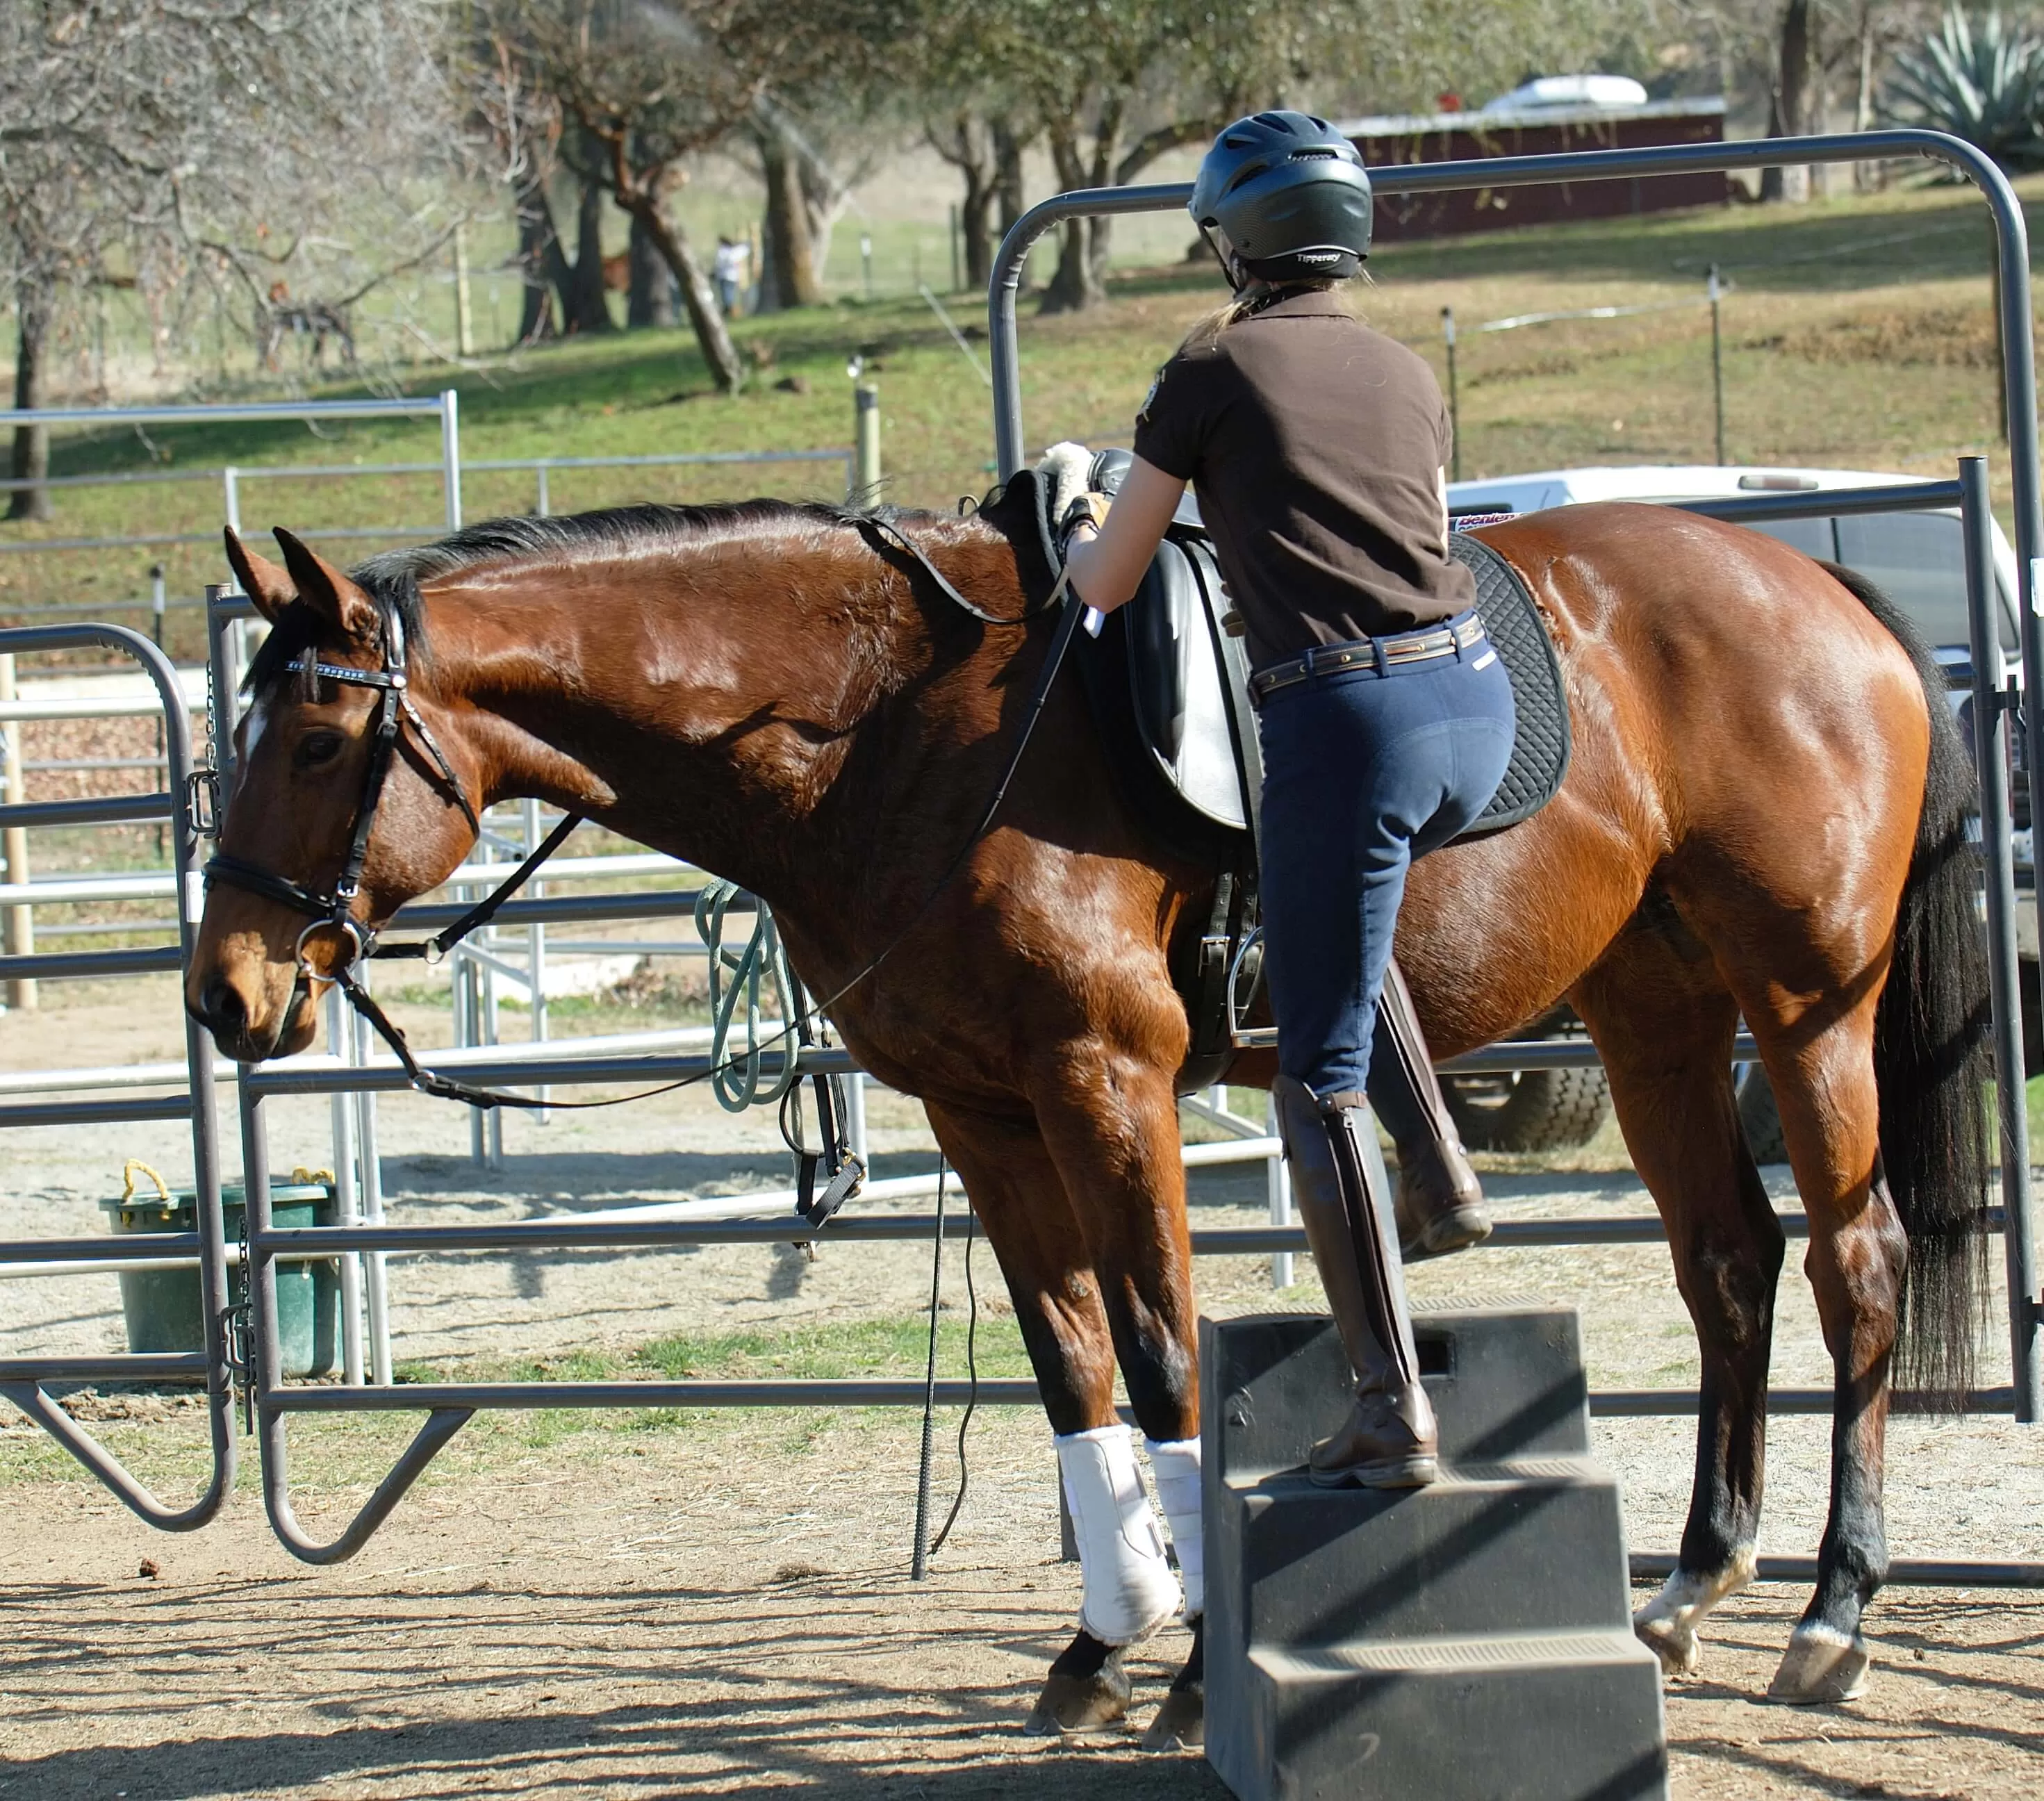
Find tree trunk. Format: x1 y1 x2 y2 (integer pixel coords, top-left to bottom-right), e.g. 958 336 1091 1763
1761 0 1813 203
935 113 997 291
800 153 847 288
961 156 994 291
759 120 823 310
1041 126 1105 313
568 173 613 333
513 172 566 344
1853 0 1884 192
1084 102 1125 292
994 117 1032 290
627 209 675 328
8 280 51 523
626 195 743 394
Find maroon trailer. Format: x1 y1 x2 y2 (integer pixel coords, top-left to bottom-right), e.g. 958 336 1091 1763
1344 97 1729 242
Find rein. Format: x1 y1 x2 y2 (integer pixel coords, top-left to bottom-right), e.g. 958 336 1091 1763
202 516 1086 1196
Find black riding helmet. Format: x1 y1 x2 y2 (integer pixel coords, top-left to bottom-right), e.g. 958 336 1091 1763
1189 110 1373 288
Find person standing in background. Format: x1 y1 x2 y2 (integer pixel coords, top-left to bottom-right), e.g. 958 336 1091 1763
714 236 749 317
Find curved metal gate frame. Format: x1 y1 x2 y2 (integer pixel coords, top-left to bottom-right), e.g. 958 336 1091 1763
987 127 2043 1432
0 623 236 1527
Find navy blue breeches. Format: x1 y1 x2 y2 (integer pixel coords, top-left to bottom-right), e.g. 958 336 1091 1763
1256 615 1516 1099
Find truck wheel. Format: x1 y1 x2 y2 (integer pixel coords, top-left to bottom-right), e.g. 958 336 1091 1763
1444 1054 1612 1153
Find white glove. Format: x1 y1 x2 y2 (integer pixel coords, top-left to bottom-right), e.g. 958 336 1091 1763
1035 441 1096 532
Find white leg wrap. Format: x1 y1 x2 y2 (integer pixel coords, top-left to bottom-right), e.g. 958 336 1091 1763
1056 1424 1180 1646
1145 1436 1204 1620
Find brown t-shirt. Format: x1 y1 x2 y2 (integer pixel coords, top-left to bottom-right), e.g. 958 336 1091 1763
1130 290 1474 669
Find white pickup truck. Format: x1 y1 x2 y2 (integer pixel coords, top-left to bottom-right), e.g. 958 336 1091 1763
1442 463 2033 1156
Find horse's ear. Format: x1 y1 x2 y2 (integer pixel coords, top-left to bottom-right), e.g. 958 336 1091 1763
222 527 296 625
271 527 378 645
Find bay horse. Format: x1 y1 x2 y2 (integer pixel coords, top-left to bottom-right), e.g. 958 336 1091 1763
189 494 1990 1734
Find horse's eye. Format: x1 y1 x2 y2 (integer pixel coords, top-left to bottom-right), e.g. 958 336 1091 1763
296 730 344 770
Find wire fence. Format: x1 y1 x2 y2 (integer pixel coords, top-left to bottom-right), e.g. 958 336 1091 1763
1440 269 1731 475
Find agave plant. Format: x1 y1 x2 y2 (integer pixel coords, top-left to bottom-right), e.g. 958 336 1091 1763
1883 4 2044 169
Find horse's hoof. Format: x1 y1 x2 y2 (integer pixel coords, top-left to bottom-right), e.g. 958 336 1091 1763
1141 1681 1204 1751
1633 1613 1702 1677
1023 1655 1131 1736
1767 1625 1871 1704
1631 1552 1756 1679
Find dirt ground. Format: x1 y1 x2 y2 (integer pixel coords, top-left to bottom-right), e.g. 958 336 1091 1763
3 977 2042 1795
0 1431 2038 1800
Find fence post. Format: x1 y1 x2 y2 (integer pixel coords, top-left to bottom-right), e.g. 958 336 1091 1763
0 653 35 1010
325 985 368 1388
204 584 242 798
853 383 882 506
151 563 167 861
1962 454 2041 1419
523 794 552 1121
1441 308 1461 482
440 389 463 529
454 226 476 361
1708 265 1726 465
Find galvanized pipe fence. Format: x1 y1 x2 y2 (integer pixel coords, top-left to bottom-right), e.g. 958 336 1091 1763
0 382 857 615
0 135 2038 1587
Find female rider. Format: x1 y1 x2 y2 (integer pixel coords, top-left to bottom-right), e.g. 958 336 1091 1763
1061 112 1517 1490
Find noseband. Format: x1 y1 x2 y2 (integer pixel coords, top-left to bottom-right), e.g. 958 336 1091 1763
204 614 485 976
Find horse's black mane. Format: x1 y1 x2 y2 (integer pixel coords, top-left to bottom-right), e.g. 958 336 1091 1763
244 498 898 695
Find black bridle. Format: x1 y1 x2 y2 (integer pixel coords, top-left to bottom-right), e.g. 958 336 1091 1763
203 614 589 1109
208 612 489 969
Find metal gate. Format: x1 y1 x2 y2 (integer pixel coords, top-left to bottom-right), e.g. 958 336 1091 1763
987 125 2042 1431
0 622 234 1526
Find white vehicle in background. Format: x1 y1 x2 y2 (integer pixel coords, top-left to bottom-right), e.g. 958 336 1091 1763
1442 464 2031 1158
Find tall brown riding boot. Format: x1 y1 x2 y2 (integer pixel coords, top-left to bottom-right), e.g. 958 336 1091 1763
1273 1074 1439 1489
1369 958 1491 1260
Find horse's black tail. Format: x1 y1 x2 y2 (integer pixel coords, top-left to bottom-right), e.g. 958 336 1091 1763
1824 560 1994 1406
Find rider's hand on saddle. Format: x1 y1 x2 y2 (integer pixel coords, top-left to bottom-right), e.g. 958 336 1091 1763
1060 492 1111 545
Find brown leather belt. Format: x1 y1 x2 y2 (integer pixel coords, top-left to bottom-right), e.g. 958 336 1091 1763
1249 614 1489 705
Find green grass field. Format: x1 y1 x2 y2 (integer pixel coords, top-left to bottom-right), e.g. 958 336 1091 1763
3 170 2037 659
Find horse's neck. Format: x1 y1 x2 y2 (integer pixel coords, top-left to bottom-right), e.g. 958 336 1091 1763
422 527 1005 905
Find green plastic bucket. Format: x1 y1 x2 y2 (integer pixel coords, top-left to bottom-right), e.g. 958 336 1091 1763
101 1180 339 1379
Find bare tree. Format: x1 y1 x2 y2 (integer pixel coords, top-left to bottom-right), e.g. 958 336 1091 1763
1 2 467 516
485 2 904 388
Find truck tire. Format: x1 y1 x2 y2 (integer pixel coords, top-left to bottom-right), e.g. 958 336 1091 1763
1442 1008 1612 1151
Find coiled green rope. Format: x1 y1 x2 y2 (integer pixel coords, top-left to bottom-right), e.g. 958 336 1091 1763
693 880 804 1112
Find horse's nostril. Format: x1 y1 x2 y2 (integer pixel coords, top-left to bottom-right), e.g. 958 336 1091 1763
200 976 245 1033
